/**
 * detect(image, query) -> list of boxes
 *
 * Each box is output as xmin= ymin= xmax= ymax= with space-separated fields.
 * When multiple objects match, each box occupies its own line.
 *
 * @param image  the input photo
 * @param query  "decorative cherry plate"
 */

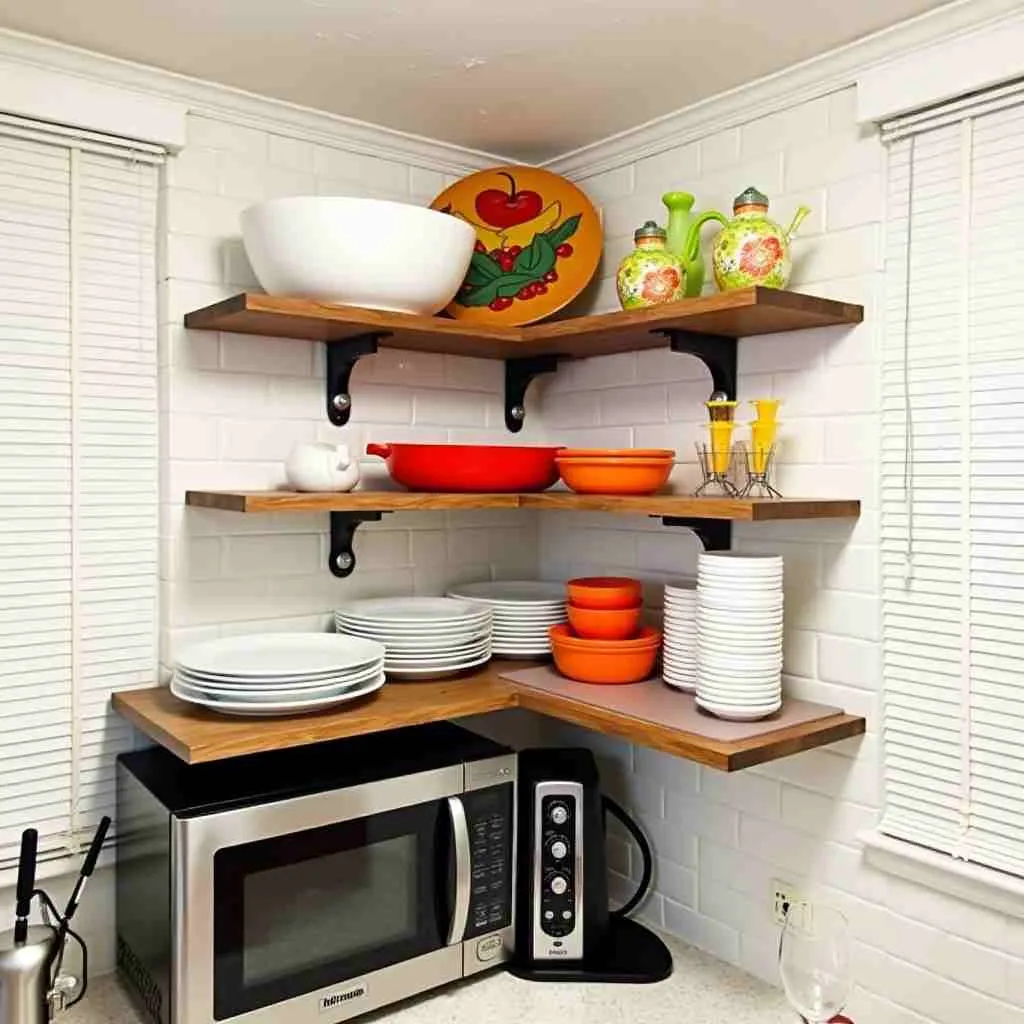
xmin=430 ymin=165 xmax=602 ymax=325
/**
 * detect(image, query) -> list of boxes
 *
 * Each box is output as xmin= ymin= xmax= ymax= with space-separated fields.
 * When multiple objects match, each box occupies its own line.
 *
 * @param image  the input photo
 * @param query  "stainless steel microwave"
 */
xmin=116 ymin=723 xmax=516 ymax=1024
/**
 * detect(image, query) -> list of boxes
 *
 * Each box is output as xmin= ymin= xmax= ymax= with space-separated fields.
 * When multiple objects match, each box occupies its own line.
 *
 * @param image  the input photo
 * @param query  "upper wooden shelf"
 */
xmin=112 ymin=661 xmax=866 ymax=771
xmin=183 ymin=288 xmax=863 ymax=360
xmin=185 ymin=490 xmax=860 ymax=521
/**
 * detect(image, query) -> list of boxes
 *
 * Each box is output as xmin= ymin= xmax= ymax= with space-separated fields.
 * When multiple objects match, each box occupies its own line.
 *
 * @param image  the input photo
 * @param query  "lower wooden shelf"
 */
xmin=112 ymin=661 xmax=865 ymax=771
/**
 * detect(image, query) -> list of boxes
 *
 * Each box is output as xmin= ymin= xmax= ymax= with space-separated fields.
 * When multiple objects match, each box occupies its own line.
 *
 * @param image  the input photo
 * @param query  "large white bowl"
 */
xmin=241 ymin=196 xmax=476 ymax=314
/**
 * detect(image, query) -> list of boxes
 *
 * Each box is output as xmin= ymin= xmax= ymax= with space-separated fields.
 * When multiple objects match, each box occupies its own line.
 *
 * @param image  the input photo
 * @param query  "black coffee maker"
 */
xmin=511 ymin=748 xmax=672 ymax=983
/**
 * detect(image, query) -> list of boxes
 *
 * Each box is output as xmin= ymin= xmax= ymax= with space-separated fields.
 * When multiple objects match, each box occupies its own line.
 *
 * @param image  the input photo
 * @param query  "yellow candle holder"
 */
xmin=706 ymin=422 xmax=735 ymax=473
xmin=706 ymin=400 xmax=739 ymax=423
xmin=750 ymin=398 xmax=782 ymax=424
xmin=749 ymin=420 xmax=778 ymax=474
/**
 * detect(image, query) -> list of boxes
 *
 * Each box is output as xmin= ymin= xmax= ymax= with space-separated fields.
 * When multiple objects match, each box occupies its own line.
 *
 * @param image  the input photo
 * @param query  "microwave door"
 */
xmin=199 ymin=789 xmax=464 ymax=1023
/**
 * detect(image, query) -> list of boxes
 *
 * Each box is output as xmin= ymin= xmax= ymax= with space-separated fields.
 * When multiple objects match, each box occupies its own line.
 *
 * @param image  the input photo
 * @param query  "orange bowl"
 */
xmin=567 ymin=576 xmax=643 ymax=610
xmin=567 ymin=603 xmax=642 ymax=640
xmin=556 ymin=457 xmax=673 ymax=496
xmin=556 ymin=448 xmax=676 ymax=460
xmin=550 ymin=624 xmax=659 ymax=684
xmin=553 ymin=624 xmax=660 ymax=649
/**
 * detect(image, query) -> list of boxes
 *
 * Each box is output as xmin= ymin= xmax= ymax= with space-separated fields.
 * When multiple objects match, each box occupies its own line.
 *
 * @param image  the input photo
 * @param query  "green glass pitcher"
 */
xmin=662 ymin=191 xmax=728 ymax=297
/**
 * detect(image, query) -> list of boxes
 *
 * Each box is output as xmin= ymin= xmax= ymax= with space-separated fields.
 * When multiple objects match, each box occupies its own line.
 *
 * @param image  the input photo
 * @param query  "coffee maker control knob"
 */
xmin=548 ymin=839 xmax=569 ymax=860
xmin=549 ymin=802 xmax=569 ymax=825
xmin=549 ymin=874 xmax=569 ymax=896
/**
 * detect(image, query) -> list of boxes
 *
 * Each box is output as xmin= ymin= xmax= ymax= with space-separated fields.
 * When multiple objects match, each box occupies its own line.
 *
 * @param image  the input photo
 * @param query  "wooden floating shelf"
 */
xmin=183 ymin=288 xmax=863 ymax=360
xmin=185 ymin=490 xmax=861 ymax=521
xmin=112 ymin=661 xmax=866 ymax=771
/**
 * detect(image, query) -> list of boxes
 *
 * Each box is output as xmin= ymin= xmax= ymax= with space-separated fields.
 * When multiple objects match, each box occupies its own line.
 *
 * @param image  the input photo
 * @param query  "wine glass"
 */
xmin=778 ymin=905 xmax=852 ymax=1023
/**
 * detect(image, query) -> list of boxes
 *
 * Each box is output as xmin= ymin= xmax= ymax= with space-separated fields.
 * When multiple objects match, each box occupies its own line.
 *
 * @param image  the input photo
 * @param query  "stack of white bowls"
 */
xmin=696 ymin=552 xmax=784 ymax=720
xmin=171 ymin=633 xmax=387 ymax=716
xmin=661 ymin=579 xmax=698 ymax=692
xmin=335 ymin=597 xmax=492 ymax=680
xmin=447 ymin=581 xmax=567 ymax=656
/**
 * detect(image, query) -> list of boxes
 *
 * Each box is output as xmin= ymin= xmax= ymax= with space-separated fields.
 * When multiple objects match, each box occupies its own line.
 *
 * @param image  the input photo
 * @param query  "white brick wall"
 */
xmin=135 ymin=77 xmax=1024 ymax=1022
xmin=526 ymin=86 xmax=1024 ymax=1023
xmin=159 ymin=113 xmax=542 ymax=669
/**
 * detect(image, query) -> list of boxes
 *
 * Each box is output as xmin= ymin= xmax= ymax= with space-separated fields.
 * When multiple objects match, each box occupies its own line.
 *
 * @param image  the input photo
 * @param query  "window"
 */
xmin=881 ymin=80 xmax=1024 ymax=879
xmin=0 ymin=117 xmax=161 ymax=872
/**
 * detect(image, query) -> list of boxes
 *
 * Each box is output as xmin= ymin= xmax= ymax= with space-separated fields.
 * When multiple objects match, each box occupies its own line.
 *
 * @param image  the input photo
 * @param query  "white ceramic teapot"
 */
xmin=285 ymin=442 xmax=361 ymax=492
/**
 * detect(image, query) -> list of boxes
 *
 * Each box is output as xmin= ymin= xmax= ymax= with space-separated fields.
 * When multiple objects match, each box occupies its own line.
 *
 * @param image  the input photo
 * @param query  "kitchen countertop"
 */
xmin=66 ymin=933 xmax=793 ymax=1024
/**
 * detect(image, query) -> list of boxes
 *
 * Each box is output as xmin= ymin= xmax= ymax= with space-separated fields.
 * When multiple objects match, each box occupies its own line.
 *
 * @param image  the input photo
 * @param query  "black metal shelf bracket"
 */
xmin=325 ymin=334 xmax=388 ymax=426
xmin=657 ymin=329 xmax=738 ymax=400
xmin=329 ymin=511 xmax=386 ymax=577
xmin=660 ymin=516 xmax=732 ymax=551
xmin=505 ymin=355 xmax=560 ymax=432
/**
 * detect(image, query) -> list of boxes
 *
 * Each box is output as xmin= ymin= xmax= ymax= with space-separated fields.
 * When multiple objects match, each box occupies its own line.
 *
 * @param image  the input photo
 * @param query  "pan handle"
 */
xmin=365 ymin=443 xmax=392 ymax=460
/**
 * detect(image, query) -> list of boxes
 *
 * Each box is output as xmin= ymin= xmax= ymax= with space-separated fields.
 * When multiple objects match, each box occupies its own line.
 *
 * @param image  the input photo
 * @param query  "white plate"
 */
xmin=177 ymin=633 xmax=386 ymax=678
xmin=698 ymin=610 xmax=783 ymax=623
xmin=335 ymin=597 xmax=487 ymax=622
xmin=699 ymin=552 xmax=783 ymax=567
xmin=663 ymin=679 xmax=696 ymax=693
xmin=171 ymin=672 xmax=385 ymax=716
xmin=335 ymin=615 xmax=490 ymax=633
xmin=698 ymin=592 xmax=783 ymax=606
xmin=174 ymin=673 xmax=377 ymax=702
xmin=335 ymin=606 xmax=491 ymax=622
xmin=492 ymin=642 xmax=552 ymax=653
xmin=386 ymin=652 xmax=493 ymax=680
xmin=696 ymin=698 xmax=782 ymax=721
xmin=663 ymin=661 xmax=696 ymax=676
xmin=447 ymin=581 xmax=566 ymax=604
xmin=493 ymin=625 xmax=564 ymax=637
xmin=488 ymin=609 xmax=568 ymax=620
xmin=385 ymin=644 xmax=492 ymax=663
xmin=177 ymin=660 xmax=383 ymax=691
xmin=337 ymin=627 xmax=491 ymax=651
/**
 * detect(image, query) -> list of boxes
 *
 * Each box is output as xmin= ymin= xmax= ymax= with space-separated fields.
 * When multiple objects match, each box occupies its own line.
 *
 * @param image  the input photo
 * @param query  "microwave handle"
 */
xmin=445 ymin=796 xmax=471 ymax=945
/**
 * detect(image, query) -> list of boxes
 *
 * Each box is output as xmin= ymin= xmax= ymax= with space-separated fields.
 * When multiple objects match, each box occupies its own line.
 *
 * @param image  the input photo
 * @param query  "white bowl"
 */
xmin=241 ymin=196 xmax=476 ymax=314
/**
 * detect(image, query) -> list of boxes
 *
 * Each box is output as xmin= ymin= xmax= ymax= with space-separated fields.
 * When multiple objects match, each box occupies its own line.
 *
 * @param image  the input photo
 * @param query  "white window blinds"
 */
xmin=0 ymin=119 xmax=160 ymax=873
xmin=881 ymin=83 xmax=1024 ymax=878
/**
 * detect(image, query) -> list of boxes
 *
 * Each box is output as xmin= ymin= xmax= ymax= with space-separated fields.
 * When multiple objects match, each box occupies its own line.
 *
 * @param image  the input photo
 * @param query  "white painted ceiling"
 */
xmin=0 ymin=0 xmax=948 ymax=160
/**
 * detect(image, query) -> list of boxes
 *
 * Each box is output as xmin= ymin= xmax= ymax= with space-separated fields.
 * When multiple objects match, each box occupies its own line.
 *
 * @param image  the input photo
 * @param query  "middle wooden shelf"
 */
xmin=186 ymin=489 xmax=860 ymax=520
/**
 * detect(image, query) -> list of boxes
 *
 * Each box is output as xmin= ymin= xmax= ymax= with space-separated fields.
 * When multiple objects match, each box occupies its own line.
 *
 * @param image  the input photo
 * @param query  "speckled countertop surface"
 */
xmin=67 ymin=933 xmax=792 ymax=1024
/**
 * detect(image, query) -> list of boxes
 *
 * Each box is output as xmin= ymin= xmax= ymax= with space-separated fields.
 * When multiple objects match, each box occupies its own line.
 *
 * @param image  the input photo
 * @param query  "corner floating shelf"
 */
xmin=112 ymin=662 xmax=866 ymax=770
xmin=186 ymin=490 xmax=859 ymax=519
xmin=186 ymin=491 xmax=861 ymax=574
xmin=184 ymin=288 xmax=863 ymax=430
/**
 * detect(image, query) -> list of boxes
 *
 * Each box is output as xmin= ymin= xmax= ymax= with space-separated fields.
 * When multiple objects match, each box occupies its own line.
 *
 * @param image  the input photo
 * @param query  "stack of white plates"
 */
xmin=662 ymin=579 xmax=697 ymax=692
xmin=446 ymin=581 xmax=567 ymax=656
xmin=696 ymin=552 xmax=783 ymax=721
xmin=335 ymin=597 xmax=492 ymax=680
xmin=171 ymin=633 xmax=386 ymax=717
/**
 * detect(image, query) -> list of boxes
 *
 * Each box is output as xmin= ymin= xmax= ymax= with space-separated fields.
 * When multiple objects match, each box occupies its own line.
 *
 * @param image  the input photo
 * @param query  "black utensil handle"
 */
xmin=81 ymin=817 xmax=110 ymax=877
xmin=13 ymin=828 xmax=38 ymax=941
xmin=15 ymin=828 xmax=37 ymax=917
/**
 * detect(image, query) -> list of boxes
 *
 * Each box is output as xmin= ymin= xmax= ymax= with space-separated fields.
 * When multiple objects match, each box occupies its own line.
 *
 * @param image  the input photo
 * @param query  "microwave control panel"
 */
xmin=463 ymin=784 xmax=514 ymax=939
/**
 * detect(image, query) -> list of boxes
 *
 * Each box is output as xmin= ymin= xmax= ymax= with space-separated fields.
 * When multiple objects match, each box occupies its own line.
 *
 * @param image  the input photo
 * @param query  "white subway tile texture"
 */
xmin=525 ymin=86 xmax=1024 ymax=1024
xmin=160 ymin=113 xmax=540 ymax=671
xmin=156 ymin=95 xmax=1024 ymax=1023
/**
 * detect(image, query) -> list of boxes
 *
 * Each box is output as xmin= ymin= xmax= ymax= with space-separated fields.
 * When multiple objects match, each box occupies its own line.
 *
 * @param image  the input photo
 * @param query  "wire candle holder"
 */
xmin=695 ymin=443 xmax=740 ymax=496
xmin=739 ymin=441 xmax=783 ymax=498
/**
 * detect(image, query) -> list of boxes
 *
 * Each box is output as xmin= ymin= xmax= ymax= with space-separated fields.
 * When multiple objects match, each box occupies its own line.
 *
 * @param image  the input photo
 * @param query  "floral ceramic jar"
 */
xmin=711 ymin=187 xmax=810 ymax=291
xmin=616 ymin=221 xmax=684 ymax=309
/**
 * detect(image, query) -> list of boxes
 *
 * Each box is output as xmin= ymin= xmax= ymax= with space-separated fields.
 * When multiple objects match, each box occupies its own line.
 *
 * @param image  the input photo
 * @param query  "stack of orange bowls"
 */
xmin=549 ymin=577 xmax=661 ymax=684
xmin=555 ymin=448 xmax=676 ymax=496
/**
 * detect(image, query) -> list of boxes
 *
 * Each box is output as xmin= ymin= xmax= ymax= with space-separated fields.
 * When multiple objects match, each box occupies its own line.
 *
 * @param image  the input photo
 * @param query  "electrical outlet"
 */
xmin=772 ymin=880 xmax=808 ymax=927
